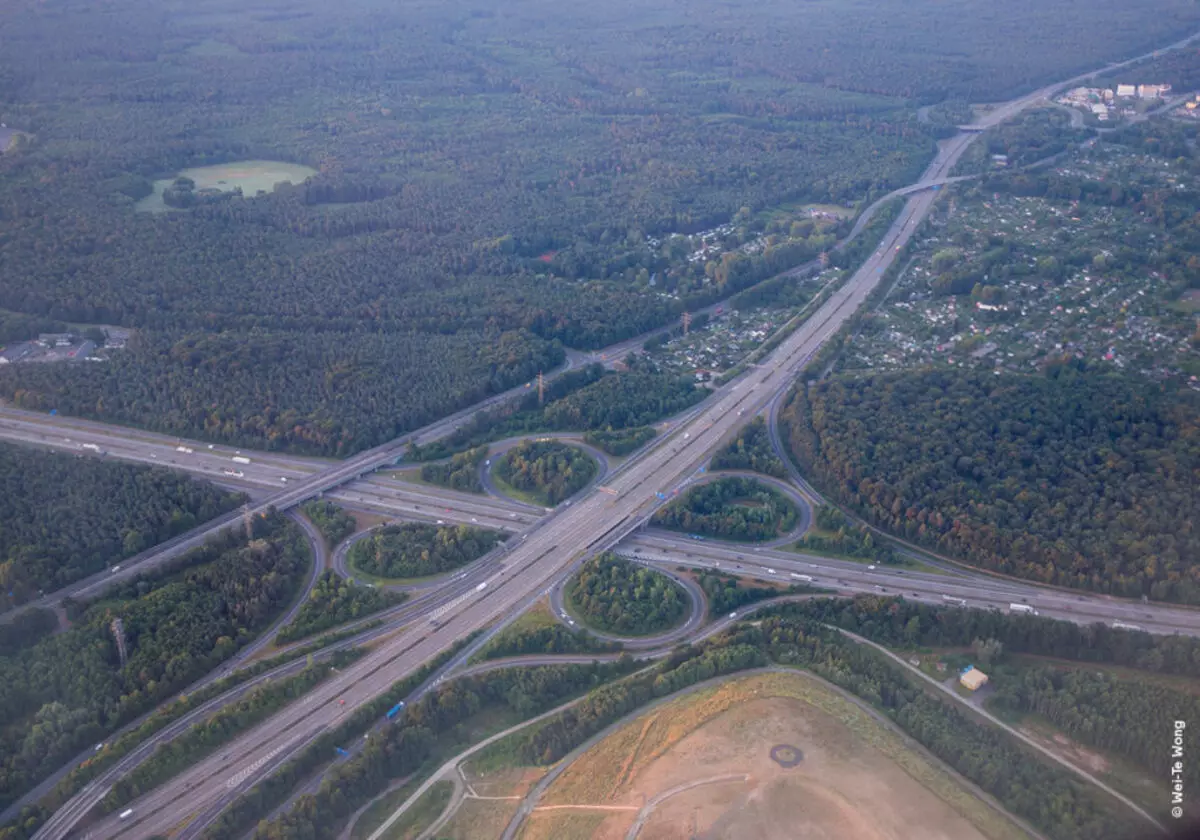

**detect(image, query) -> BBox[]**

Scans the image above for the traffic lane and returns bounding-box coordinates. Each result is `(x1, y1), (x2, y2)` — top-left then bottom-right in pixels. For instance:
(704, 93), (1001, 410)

(353, 475), (541, 520)
(636, 545), (1200, 636)
(98, 511), (588, 838)
(81, 103), (1017, 838)
(328, 489), (528, 536)
(0, 413), (325, 482)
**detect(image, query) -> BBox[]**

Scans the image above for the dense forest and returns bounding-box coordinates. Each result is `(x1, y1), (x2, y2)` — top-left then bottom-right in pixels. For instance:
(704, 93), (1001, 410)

(300, 501), (356, 548)
(566, 553), (687, 635)
(409, 362), (702, 461)
(0, 444), (245, 608)
(0, 330), (560, 456)
(346, 523), (504, 580)
(652, 476), (799, 541)
(493, 440), (597, 506)
(477, 613), (621, 660)
(419, 446), (488, 493)
(0, 0), (1191, 442)
(710, 416), (787, 477)
(781, 369), (1200, 600)
(992, 665), (1200, 798)
(0, 512), (309, 810)
(275, 572), (404, 644)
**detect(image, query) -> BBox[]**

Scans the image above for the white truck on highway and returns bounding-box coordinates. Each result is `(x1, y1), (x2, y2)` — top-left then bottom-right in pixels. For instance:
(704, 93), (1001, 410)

(176, 445), (194, 454)
(1112, 621), (1143, 631)
(1009, 603), (1038, 615)
(232, 455), (251, 465)
(223, 468), (245, 478)
(942, 595), (967, 606)
(790, 573), (813, 582)
(80, 443), (101, 452)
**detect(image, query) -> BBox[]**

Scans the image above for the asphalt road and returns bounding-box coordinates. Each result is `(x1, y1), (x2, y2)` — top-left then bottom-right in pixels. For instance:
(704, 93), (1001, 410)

(31, 30), (1200, 840)
(621, 532), (1200, 636)
(76, 122), (1005, 839)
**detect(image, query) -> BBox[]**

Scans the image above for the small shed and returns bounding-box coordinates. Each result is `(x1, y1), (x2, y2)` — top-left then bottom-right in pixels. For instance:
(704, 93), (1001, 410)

(959, 667), (989, 692)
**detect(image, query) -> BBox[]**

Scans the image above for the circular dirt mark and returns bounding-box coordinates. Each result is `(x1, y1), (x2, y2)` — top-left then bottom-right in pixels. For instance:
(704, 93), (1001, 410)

(769, 744), (804, 768)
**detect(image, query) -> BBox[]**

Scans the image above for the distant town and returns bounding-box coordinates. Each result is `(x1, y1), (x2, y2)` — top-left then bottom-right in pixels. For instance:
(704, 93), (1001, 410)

(1056, 81), (1174, 121)
(0, 328), (128, 365)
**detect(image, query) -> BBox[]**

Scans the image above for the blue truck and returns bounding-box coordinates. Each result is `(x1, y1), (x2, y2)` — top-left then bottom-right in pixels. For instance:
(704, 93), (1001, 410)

(386, 701), (406, 720)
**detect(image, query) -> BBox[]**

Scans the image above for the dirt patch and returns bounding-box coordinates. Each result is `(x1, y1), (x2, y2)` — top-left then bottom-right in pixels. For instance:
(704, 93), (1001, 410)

(1020, 725), (1112, 775)
(518, 811), (613, 840)
(540, 672), (1026, 840)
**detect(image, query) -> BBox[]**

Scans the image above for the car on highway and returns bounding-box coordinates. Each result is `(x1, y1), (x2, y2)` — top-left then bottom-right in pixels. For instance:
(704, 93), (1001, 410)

(728, 612), (737, 620)
(436, 519), (444, 525)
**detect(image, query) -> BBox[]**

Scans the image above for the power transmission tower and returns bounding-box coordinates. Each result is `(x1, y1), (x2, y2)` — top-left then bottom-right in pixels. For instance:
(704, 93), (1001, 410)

(682, 311), (692, 335)
(243, 504), (253, 539)
(537, 371), (545, 405)
(819, 251), (830, 268)
(111, 617), (127, 667)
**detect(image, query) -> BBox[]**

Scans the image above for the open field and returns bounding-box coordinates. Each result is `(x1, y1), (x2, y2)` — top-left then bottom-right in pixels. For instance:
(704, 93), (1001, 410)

(135, 160), (318, 212)
(518, 672), (1029, 840)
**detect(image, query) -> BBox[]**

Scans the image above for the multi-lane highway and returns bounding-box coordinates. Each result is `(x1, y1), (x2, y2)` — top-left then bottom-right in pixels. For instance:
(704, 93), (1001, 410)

(24, 28), (1200, 840)
(72, 107), (1040, 840)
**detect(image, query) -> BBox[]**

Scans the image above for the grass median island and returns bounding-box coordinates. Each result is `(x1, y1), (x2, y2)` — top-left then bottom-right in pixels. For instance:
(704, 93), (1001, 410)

(696, 570), (822, 618)
(795, 506), (898, 565)
(419, 445), (489, 493)
(474, 601), (622, 662)
(493, 440), (597, 507)
(583, 425), (656, 457)
(710, 416), (787, 478)
(275, 571), (406, 644)
(566, 553), (688, 637)
(347, 523), (505, 582)
(652, 475), (798, 542)
(301, 500), (356, 547)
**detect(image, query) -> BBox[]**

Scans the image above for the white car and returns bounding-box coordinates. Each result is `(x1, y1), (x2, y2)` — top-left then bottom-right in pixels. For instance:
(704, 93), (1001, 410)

(436, 519), (445, 525)
(868, 565), (876, 570)
(728, 612), (738, 620)
(280, 477), (288, 483)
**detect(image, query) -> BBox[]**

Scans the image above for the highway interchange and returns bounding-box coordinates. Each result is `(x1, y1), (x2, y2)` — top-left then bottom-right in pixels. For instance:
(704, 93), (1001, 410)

(5, 28), (1200, 840)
